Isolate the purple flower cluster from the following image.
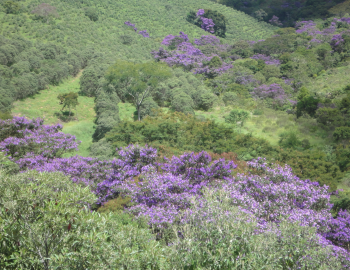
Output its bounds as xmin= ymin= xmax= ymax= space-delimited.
xmin=124 ymin=21 xmax=137 ymax=32
xmin=196 ymin=9 xmax=215 ymax=33
xmin=295 ymin=20 xmax=322 ymax=36
xmin=0 ymin=117 xmax=79 ymax=160
xmin=161 ymin=31 xmax=189 ymax=46
xmin=2 ymin=118 xmax=350 ymax=260
xmin=194 ymin=35 xmax=221 ymax=46
xmin=121 ymin=151 xmax=237 ymax=225
xmin=251 ymin=54 xmax=281 ymax=66
xmin=152 ymin=32 xmax=233 ymax=77
xmin=325 ymin=210 xmax=350 ymax=249
xmin=15 ymin=144 xmax=158 ymax=204
xmin=124 ymin=21 xmax=149 ymax=38
xmin=138 ymin=30 xmax=149 ymax=38
xmin=331 ymin=34 xmax=345 ymax=48
xmin=252 ymin=83 xmax=289 ymax=105
xmin=334 ymin=17 xmax=350 ymax=25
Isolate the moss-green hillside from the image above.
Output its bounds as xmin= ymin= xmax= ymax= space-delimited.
xmin=1 ymin=0 xmax=276 ymax=62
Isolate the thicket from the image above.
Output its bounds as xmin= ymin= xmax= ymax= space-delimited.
xmin=104 ymin=111 xmax=343 ymax=191
xmin=1 ymin=119 xmax=350 ymax=268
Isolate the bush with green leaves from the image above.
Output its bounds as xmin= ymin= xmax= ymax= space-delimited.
xmin=0 ymin=169 xmax=96 ymax=269
xmin=167 ymin=188 xmax=344 ymax=269
xmin=84 ymin=7 xmax=98 ymax=22
xmin=225 ymin=109 xmax=250 ymax=127
xmin=0 ymin=169 xmax=171 ymax=269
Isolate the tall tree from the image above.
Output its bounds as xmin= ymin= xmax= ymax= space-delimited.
xmin=106 ymin=60 xmax=171 ymax=121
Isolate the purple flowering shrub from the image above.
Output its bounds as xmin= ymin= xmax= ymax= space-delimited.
xmin=0 ymin=117 xmax=79 ymax=159
xmin=251 ymin=54 xmax=281 ymax=66
xmin=2 ymin=118 xmax=350 ymax=263
xmin=196 ymin=9 xmax=215 ymax=33
xmin=152 ymin=32 xmax=233 ymax=78
xmin=15 ymin=144 xmax=157 ymax=204
xmin=251 ymin=83 xmax=296 ymax=109
xmin=324 ymin=209 xmax=350 ymax=250
xmin=124 ymin=21 xmax=149 ymax=38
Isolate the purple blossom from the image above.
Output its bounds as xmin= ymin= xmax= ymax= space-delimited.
xmin=124 ymin=21 xmax=150 ymax=38
xmin=252 ymin=83 xmax=294 ymax=106
xmin=194 ymin=35 xmax=220 ymax=46
xmin=251 ymin=54 xmax=281 ymax=66
xmin=196 ymin=9 xmax=215 ymax=34
xmin=2 ymin=117 xmax=350 ymax=261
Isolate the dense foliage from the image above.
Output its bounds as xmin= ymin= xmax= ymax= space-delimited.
xmin=1 ymin=118 xmax=350 ymax=268
xmin=2 ymin=0 xmax=350 ymax=268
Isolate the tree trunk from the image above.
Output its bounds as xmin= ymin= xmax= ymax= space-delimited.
xmin=137 ymin=104 xmax=141 ymax=121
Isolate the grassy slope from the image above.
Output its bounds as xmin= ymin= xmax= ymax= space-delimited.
xmin=329 ymin=0 xmax=350 ymax=15
xmin=12 ymin=72 xmax=95 ymax=157
xmin=6 ymin=0 xmax=275 ymax=156
xmin=304 ymin=65 xmax=350 ymax=95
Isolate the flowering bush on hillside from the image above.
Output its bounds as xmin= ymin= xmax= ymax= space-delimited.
xmin=1 ymin=117 xmax=350 ymax=266
xmin=152 ymin=32 xmax=233 ymax=78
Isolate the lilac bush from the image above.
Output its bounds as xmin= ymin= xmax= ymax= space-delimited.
xmin=295 ymin=20 xmax=322 ymax=36
xmin=252 ymin=83 xmax=290 ymax=106
xmin=251 ymin=54 xmax=281 ymax=65
xmin=0 ymin=117 xmax=79 ymax=159
xmin=152 ymin=32 xmax=233 ymax=78
xmin=194 ymin=35 xmax=220 ymax=46
xmin=15 ymin=144 xmax=157 ymax=204
xmin=331 ymin=34 xmax=345 ymax=51
xmin=124 ymin=21 xmax=149 ymax=38
xmin=196 ymin=9 xmax=215 ymax=33
xmin=2 ymin=118 xmax=350 ymax=262
xmin=324 ymin=209 xmax=350 ymax=250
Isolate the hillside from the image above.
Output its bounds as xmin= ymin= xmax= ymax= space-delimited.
xmin=2 ymin=0 xmax=350 ymax=268
xmin=330 ymin=0 xmax=350 ymax=16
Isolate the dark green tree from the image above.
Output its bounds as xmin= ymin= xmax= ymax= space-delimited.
xmin=203 ymin=9 xmax=227 ymax=38
xmin=296 ymin=96 xmax=320 ymax=118
xmin=85 ymin=8 xmax=98 ymax=22
xmin=170 ymin=92 xmax=194 ymax=115
xmin=92 ymin=91 xmax=120 ymax=142
xmin=2 ymin=1 xmax=20 ymax=14
xmin=225 ymin=109 xmax=249 ymax=131
xmin=135 ymin=97 xmax=159 ymax=120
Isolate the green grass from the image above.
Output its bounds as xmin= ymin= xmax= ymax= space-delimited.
xmin=304 ymin=65 xmax=350 ymax=95
xmin=195 ymin=105 xmax=328 ymax=147
xmin=118 ymin=102 xmax=137 ymax=121
xmin=12 ymin=72 xmax=96 ymax=157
